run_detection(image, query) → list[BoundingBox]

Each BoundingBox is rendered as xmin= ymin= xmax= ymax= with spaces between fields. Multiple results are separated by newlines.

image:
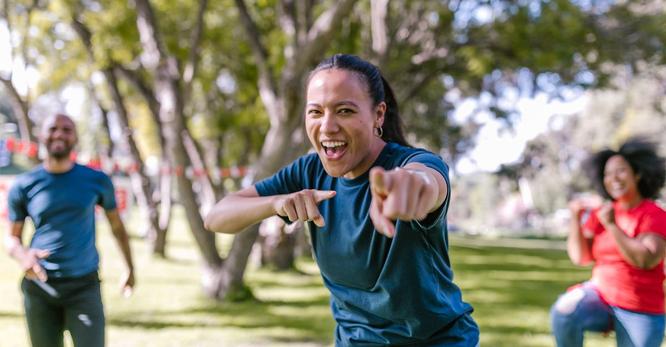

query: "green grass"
xmin=1 ymin=210 xmax=661 ymax=346
xmin=451 ymin=241 xmax=618 ymax=347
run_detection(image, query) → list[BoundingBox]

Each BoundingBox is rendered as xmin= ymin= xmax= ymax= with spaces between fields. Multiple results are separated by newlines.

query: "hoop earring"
xmin=374 ymin=126 xmax=384 ymax=138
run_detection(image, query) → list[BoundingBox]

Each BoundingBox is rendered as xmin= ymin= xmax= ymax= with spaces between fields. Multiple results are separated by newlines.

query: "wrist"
xmin=5 ymin=240 xmax=26 ymax=261
xmin=603 ymin=222 xmax=618 ymax=230
xmin=271 ymin=195 xmax=284 ymax=216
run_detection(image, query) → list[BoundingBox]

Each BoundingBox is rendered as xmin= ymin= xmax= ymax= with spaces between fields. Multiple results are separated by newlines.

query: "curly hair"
xmin=586 ymin=138 xmax=666 ymax=200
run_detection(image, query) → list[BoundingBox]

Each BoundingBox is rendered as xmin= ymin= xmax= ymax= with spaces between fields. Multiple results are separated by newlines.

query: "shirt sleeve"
xmin=255 ymin=156 xmax=307 ymax=197
xmin=98 ymin=173 xmax=118 ymax=210
xmin=637 ymin=207 xmax=666 ymax=239
xmin=7 ymin=182 xmax=27 ymax=222
xmin=402 ymin=150 xmax=450 ymax=230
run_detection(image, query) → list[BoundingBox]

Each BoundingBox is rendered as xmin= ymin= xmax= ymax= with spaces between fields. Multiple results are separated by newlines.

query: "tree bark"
xmin=0 ymin=78 xmax=34 ymax=144
xmin=134 ymin=0 xmax=223 ymax=272
xmin=70 ymin=15 xmax=170 ymax=256
xmin=113 ymin=64 xmax=173 ymax=252
xmin=0 ymin=4 xmax=36 ymax=146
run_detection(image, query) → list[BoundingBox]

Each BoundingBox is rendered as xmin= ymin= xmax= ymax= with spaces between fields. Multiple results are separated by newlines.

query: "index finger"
xmin=32 ymin=264 xmax=48 ymax=282
xmin=313 ymin=190 xmax=336 ymax=203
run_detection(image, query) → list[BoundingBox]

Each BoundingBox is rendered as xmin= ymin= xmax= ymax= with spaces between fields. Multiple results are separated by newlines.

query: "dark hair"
xmin=586 ymin=138 xmax=666 ymax=200
xmin=308 ymin=54 xmax=410 ymax=147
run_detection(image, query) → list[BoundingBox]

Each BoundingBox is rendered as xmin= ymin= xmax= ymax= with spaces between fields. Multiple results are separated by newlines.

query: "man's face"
xmin=41 ymin=115 xmax=77 ymax=160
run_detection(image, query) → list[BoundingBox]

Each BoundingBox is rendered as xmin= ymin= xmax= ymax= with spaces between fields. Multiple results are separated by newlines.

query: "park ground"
xmin=1 ymin=208 xmax=661 ymax=346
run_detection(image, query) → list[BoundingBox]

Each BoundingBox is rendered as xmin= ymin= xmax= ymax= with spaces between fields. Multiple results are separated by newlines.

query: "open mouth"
xmin=321 ymin=140 xmax=348 ymax=160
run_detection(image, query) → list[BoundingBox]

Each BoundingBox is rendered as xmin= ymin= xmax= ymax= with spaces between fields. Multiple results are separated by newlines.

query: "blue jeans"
xmin=550 ymin=282 xmax=665 ymax=347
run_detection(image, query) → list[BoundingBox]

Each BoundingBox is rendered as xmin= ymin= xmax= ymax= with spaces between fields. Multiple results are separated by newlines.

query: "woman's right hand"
xmin=273 ymin=189 xmax=336 ymax=227
xmin=568 ymin=199 xmax=585 ymax=216
xmin=568 ymin=194 xmax=602 ymax=223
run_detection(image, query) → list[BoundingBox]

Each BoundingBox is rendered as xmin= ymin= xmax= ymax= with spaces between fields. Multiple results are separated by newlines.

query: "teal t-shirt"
xmin=8 ymin=164 xmax=117 ymax=278
xmin=256 ymin=142 xmax=478 ymax=346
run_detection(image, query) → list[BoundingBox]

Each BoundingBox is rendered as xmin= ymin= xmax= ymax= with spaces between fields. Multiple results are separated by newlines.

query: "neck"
xmin=344 ymin=139 xmax=386 ymax=179
xmin=43 ymin=157 xmax=74 ymax=173
xmin=616 ymin=193 xmax=642 ymax=209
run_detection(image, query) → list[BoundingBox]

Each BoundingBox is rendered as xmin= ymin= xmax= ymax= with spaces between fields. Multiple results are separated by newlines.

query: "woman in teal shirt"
xmin=206 ymin=54 xmax=478 ymax=346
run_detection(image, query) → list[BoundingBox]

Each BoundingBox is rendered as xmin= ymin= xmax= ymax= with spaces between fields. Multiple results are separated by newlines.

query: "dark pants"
xmin=21 ymin=272 xmax=105 ymax=347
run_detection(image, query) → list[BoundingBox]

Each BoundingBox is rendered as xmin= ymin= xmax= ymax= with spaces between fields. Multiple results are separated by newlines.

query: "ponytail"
xmin=380 ymin=76 xmax=409 ymax=146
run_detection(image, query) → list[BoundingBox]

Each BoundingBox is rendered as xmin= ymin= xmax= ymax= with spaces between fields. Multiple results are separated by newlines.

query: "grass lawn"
xmin=1 ymin=209 xmax=662 ymax=346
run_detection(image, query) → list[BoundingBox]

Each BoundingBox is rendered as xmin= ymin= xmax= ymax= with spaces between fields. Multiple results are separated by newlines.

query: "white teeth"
xmin=321 ymin=141 xmax=346 ymax=148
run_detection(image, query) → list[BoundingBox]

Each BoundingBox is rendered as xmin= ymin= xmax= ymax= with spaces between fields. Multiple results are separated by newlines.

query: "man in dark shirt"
xmin=4 ymin=113 xmax=135 ymax=347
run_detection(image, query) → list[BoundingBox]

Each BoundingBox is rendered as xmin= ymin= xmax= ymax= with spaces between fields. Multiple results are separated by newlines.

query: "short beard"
xmin=47 ymin=148 xmax=72 ymax=160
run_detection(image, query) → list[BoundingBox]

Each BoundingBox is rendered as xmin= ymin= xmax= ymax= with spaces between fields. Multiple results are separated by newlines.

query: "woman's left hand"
xmin=597 ymin=203 xmax=616 ymax=227
xmin=369 ymin=166 xmax=439 ymax=237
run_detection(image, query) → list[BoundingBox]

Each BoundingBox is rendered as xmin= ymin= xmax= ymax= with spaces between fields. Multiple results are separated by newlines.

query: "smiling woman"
xmin=551 ymin=138 xmax=666 ymax=347
xmin=205 ymin=54 xmax=479 ymax=346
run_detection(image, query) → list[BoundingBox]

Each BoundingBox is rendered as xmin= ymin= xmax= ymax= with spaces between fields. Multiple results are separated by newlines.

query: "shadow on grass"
xmin=103 ymin=241 xmax=596 ymax=347
xmin=0 ymin=311 xmax=23 ymax=318
xmin=108 ymin=293 xmax=333 ymax=342
xmin=451 ymin=244 xmax=591 ymax=345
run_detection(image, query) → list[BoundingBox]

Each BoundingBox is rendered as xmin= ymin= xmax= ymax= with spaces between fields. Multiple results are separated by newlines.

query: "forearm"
xmin=607 ymin=225 xmax=663 ymax=269
xmin=105 ymin=211 xmax=134 ymax=271
xmin=112 ymin=226 xmax=134 ymax=271
xmin=4 ymin=234 xmax=26 ymax=261
xmin=205 ymin=193 xmax=279 ymax=233
xmin=566 ymin=219 xmax=592 ymax=265
xmin=403 ymin=163 xmax=447 ymax=213
xmin=4 ymin=221 xmax=26 ymax=261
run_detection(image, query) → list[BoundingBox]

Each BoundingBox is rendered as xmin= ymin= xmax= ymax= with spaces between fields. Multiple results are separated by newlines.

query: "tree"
xmin=3 ymin=0 xmax=665 ymax=300
xmin=0 ymin=0 xmax=38 ymax=147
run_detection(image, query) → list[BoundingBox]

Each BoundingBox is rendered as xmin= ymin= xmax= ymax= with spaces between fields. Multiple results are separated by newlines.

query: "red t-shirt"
xmin=583 ymin=200 xmax=666 ymax=314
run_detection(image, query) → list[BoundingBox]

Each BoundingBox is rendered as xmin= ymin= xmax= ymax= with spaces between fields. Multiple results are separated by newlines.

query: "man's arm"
xmin=4 ymin=221 xmax=49 ymax=281
xmin=104 ymin=209 xmax=135 ymax=294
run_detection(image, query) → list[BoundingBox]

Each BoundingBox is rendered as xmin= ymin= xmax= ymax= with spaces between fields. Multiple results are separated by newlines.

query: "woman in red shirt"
xmin=551 ymin=138 xmax=666 ymax=347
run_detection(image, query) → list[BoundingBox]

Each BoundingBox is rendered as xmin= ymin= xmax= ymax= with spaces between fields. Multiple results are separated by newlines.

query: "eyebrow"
xmin=306 ymin=100 xmax=359 ymax=108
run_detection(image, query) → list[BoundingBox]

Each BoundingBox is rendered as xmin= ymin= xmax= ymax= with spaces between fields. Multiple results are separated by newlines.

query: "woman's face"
xmin=603 ymin=155 xmax=641 ymax=201
xmin=305 ymin=69 xmax=385 ymax=179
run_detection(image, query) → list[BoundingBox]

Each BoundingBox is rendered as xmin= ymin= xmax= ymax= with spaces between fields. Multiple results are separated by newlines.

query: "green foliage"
xmin=450 ymin=172 xmax=505 ymax=229
xmin=4 ymin=0 xmax=665 ymax=168
xmin=507 ymin=67 xmax=666 ymax=217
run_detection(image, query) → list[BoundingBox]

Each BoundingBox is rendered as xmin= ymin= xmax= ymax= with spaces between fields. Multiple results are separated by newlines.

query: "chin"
xmin=322 ymin=167 xmax=345 ymax=178
xmin=320 ymin=162 xmax=347 ymax=178
xmin=49 ymin=151 xmax=71 ymax=160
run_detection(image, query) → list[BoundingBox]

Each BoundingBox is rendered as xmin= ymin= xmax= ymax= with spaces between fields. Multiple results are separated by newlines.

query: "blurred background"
xmin=0 ymin=0 xmax=664 ymax=346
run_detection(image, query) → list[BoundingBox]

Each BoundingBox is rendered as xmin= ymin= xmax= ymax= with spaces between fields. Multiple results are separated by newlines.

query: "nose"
xmin=51 ymin=128 xmax=66 ymax=139
xmin=320 ymin=112 xmax=339 ymax=134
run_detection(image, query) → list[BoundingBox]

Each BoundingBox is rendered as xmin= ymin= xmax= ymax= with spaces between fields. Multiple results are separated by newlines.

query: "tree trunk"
xmin=111 ymin=65 xmax=174 ymax=256
xmin=0 ymin=78 xmax=34 ymax=143
xmin=259 ymin=217 xmax=304 ymax=270
xmin=103 ymin=67 xmax=167 ymax=256
xmin=70 ymin=16 xmax=171 ymax=256
xmin=134 ymin=0 xmax=223 ymax=274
